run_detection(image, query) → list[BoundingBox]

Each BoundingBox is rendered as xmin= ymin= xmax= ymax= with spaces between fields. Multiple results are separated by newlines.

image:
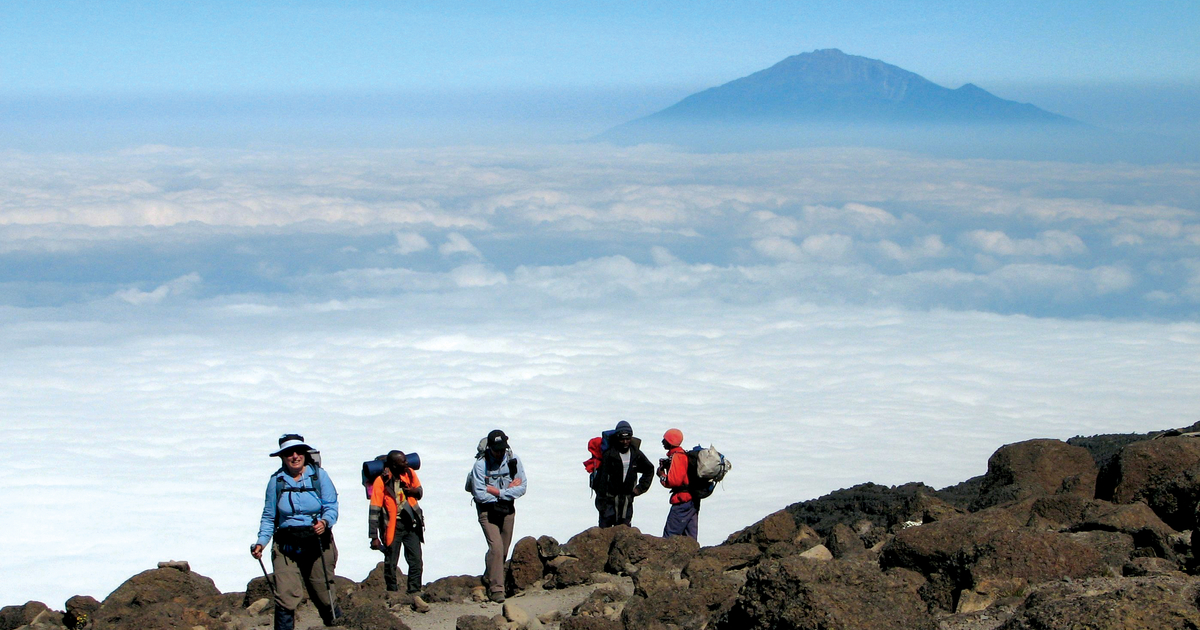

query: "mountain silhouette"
xmin=628 ymin=49 xmax=1076 ymax=126
xmin=592 ymin=49 xmax=1154 ymax=159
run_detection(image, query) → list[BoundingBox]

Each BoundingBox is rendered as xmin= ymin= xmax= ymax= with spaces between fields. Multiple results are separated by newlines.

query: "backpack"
xmin=685 ymin=445 xmax=732 ymax=500
xmin=464 ymin=438 xmax=519 ymax=494
xmin=583 ymin=430 xmax=642 ymax=490
xmin=362 ymin=452 xmax=422 ymax=499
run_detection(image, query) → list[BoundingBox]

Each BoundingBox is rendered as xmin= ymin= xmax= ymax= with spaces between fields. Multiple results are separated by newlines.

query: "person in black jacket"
xmin=593 ymin=421 xmax=654 ymax=528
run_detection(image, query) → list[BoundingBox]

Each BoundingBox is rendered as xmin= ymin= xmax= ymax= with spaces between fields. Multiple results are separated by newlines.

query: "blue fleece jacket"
xmin=470 ymin=451 xmax=527 ymax=504
xmin=257 ymin=465 xmax=339 ymax=547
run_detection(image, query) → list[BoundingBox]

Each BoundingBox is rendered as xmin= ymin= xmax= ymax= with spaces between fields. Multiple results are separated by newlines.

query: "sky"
xmin=2 ymin=0 xmax=1199 ymax=612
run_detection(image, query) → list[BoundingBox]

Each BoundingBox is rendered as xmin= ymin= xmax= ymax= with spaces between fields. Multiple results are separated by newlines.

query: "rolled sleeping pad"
xmin=405 ymin=452 xmax=421 ymax=470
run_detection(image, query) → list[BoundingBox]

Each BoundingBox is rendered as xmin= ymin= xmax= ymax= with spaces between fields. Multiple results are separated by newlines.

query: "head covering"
xmin=487 ymin=429 xmax=509 ymax=451
xmin=270 ymin=433 xmax=315 ymax=457
xmin=614 ymin=420 xmax=633 ymax=438
xmin=663 ymin=428 xmax=683 ymax=447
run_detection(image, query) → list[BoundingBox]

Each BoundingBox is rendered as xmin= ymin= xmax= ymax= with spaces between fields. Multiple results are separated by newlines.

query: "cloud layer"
xmin=2 ymin=144 xmax=1198 ymax=607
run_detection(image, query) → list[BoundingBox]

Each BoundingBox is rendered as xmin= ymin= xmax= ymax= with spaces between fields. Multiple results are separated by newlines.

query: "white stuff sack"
xmin=695 ymin=446 xmax=731 ymax=482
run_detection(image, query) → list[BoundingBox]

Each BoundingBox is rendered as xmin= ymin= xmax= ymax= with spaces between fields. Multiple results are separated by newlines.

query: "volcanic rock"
xmin=999 ymin=575 xmax=1200 ymax=629
xmin=971 ymin=439 xmax=1097 ymax=510
xmin=880 ymin=508 xmax=1106 ymax=610
xmin=1096 ymin=435 xmax=1200 ymax=530
xmin=63 ymin=596 xmax=99 ymax=630
xmin=0 ymin=602 xmax=60 ymax=630
xmin=92 ymin=566 xmax=223 ymax=630
xmin=425 ymin=575 xmax=485 ymax=603
xmin=507 ymin=537 xmax=543 ymax=591
xmin=718 ymin=557 xmax=934 ymax=630
xmin=605 ymin=528 xmax=699 ymax=574
xmin=561 ymin=527 xmax=621 ymax=575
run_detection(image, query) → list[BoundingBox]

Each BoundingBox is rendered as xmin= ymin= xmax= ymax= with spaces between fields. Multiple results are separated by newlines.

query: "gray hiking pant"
xmin=272 ymin=532 xmax=338 ymax=612
xmin=476 ymin=505 xmax=515 ymax=594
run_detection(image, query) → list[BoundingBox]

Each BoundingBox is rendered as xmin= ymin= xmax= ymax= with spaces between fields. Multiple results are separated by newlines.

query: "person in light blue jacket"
xmin=250 ymin=434 xmax=340 ymax=630
xmin=470 ymin=429 xmax=527 ymax=603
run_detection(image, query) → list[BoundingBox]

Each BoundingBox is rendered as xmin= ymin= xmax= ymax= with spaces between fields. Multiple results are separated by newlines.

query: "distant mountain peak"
xmin=606 ymin=49 xmax=1076 ymax=131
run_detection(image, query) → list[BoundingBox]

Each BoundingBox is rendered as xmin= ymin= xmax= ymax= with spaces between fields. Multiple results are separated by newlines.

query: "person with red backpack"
xmin=657 ymin=428 xmax=699 ymax=539
xmin=591 ymin=421 xmax=654 ymax=528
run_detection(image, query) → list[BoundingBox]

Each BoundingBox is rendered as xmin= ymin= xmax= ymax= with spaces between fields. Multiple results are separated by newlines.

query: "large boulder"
xmin=63 ymin=596 xmax=99 ymax=630
xmin=507 ymin=536 xmax=543 ymax=590
xmin=971 ymin=439 xmax=1097 ymax=510
xmin=999 ymin=575 xmax=1200 ymax=629
xmin=605 ymin=528 xmax=699 ymax=574
xmin=0 ymin=602 xmax=62 ymax=630
xmin=340 ymin=599 xmax=411 ymax=630
xmin=1096 ymin=436 xmax=1200 ymax=530
xmin=561 ymin=527 xmax=622 ymax=575
xmin=717 ymin=557 xmax=935 ymax=630
xmin=91 ymin=566 xmax=223 ymax=630
xmin=424 ymin=575 xmax=484 ymax=603
xmin=880 ymin=509 xmax=1106 ymax=611
xmin=681 ymin=544 xmax=761 ymax=584
xmin=622 ymin=579 xmax=739 ymax=630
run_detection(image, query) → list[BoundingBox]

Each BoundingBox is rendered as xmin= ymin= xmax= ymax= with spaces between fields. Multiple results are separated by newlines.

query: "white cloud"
xmin=115 ymin=273 xmax=202 ymax=305
xmin=393 ymin=231 xmax=430 ymax=255
xmin=439 ymin=232 xmax=483 ymax=258
xmin=801 ymin=234 xmax=854 ymax=261
xmin=964 ymin=230 xmax=1088 ymax=258
xmin=752 ymin=236 xmax=804 ymax=261
xmin=878 ymin=235 xmax=950 ymax=262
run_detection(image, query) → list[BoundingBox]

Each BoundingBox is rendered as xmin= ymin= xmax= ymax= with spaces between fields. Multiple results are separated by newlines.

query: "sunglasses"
xmin=281 ymin=449 xmax=308 ymax=458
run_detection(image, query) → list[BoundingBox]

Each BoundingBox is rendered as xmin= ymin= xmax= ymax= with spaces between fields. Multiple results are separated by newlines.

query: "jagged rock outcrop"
xmin=1097 ymin=436 xmax=1200 ymax=531
xmin=424 ymin=574 xmax=485 ymax=602
xmin=0 ymin=602 xmax=62 ymax=630
xmin=605 ymin=527 xmax=699 ymax=574
xmin=999 ymin=575 xmax=1200 ymax=629
xmin=718 ymin=557 xmax=935 ymax=630
xmin=879 ymin=508 xmax=1107 ymax=610
xmin=91 ymin=566 xmax=229 ymax=630
xmin=971 ymin=439 xmax=1097 ymax=510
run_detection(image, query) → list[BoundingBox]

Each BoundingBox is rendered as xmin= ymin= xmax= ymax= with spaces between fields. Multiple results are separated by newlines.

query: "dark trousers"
xmin=663 ymin=500 xmax=699 ymax=539
xmin=596 ymin=494 xmax=636 ymax=528
xmin=383 ymin=525 xmax=423 ymax=593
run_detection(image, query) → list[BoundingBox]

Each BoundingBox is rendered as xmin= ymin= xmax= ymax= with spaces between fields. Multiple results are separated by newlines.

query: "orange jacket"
xmin=368 ymin=469 xmax=420 ymax=546
xmin=661 ymin=447 xmax=692 ymax=504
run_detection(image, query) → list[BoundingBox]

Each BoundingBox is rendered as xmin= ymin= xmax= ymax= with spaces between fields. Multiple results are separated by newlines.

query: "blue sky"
xmin=3 ymin=0 xmax=1198 ymax=96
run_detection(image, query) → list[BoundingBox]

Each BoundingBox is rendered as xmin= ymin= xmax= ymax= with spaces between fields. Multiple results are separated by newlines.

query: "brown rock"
xmin=92 ymin=567 xmax=222 ymax=630
xmin=545 ymin=556 xmax=589 ymax=588
xmin=605 ymin=528 xmax=699 ymax=574
xmin=622 ymin=583 xmax=735 ymax=630
xmin=561 ymin=527 xmax=622 ymax=574
xmin=724 ymin=509 xmax=797 ymax=550
xmin=358 ymin=561 xmax=392 ymax=594
xmin=0 ymin=602 xmax=58 ymax=630
xmin=456 ymin=614 xmax=499 ymax=630
xmin=999 ymin=575 xmax=1200 ymax=630
xmin=64 ymin=596 xmax=99 ymax=629
xmin=972 ymin=439 xmax=1098 ymax=510
xmin=340 ymin=599 xmax=411 ymax=630
xmin=880 ymin=509 xmax=1106 ymax=611
xmin=826 ymin=523 xmax=867 ymax=559
xmin=1123 ymin=556 xmax=1182 ymax=577
xmin=571 ymin=584 xmax=626 ymax=618
xmin=507 ymin=537 xmax=543 ymax=590
xmin=425 ymin=575 xmax=485 ymax=603
xmin=536 ymin=535 xmax=561 ymax=560
xmin=242 ymin=575 xmax=274 ymax=607
xmin=717 ymin=558 xmax=935 ymax=630
xmin=1066 ymin=530 xmax=1136 ymax=572
xmin=681 ymin=544 xmax=760 ymax=584
xmin=1097 ymin=435 xmax=1200 ymax=530
xmin=561 ymin=617 xmax=622 ymax=630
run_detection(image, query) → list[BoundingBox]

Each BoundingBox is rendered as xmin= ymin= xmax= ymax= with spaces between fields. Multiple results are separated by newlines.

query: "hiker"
xmin=591 ymin=421 xmax=654 ymax=528
xmin=657 ymin=428 xmax=699 ymax=539
xmin=368 ymin=450 xmax=426 ymax=604
xmin=251 ymin=434 xmax=341 ymax=629
xmin=469 ymin=429 xmax=527 ymax=603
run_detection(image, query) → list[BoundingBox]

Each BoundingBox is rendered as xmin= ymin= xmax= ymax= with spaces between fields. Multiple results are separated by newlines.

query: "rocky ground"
xmin=7 ymin=421 xmax=1200 ymax=630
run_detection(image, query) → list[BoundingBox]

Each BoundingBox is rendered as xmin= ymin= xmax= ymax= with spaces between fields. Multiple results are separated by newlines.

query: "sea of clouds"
xmin=2 ymin=144 xmax=1198 ymax=607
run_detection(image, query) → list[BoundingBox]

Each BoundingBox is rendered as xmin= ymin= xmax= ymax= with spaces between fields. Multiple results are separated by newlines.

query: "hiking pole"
xmin=256 ymin=553 xmax=277 ymax=600
xmin=313 ymin=517 xmax=337 ymax=619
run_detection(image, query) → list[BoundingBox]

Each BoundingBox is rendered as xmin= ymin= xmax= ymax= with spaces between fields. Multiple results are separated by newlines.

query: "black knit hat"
xmin=486 ymin=429 xmax=508 ymax=451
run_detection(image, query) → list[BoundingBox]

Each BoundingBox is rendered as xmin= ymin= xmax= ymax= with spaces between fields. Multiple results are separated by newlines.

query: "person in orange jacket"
xmin=657 ymin=428 xmax=698 ymax=539
xmin=368 ymin=451 xmax=425 ymax=599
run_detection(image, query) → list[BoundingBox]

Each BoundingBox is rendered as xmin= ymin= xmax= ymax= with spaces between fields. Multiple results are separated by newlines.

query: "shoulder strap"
xmin=508 ymin=456 xmax=518 ymax=478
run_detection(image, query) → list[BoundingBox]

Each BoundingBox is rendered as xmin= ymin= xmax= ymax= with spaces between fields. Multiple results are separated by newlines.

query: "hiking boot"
xmin=411 ymin=594 xmax=430 ymax=613
xmin=488 ymin=591 xmax=506 ymax=603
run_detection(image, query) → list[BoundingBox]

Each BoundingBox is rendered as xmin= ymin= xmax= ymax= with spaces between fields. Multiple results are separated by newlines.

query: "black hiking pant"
xmin=596 ymin=494 xmax=636 ymax=528
xmin=383 ymin=524 xmax=423 ymax=593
